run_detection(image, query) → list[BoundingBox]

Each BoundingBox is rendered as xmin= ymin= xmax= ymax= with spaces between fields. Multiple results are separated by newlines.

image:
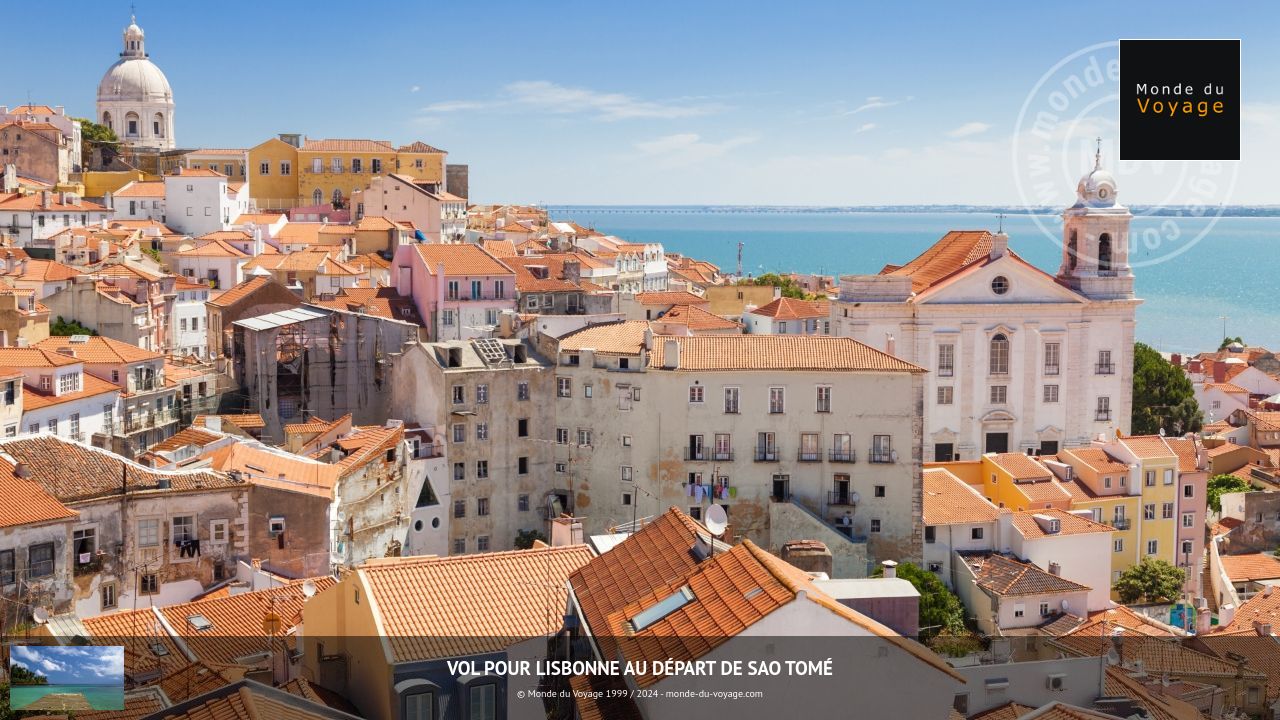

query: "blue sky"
xmin=10 ymin=645 xmax=124 ymax=685
xmin=3 ymin=1 xmax=1276 ymax=204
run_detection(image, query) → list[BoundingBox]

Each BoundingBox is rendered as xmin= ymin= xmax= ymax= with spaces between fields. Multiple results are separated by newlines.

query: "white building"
xmin=0 ymin=104 xmax=83 ymax=174
xmin=922 ymin=467 xmax=1001 ymax=587
xmin=999 ymin=508 xmax=1114 ymax=612
xmin=96 ymin=15 xmax=175 ymax=150
xmin=112 ymin=180 xmax=166 ymax=222
xmin=832 ymin=152 xmax=1138 ymax=461
xmin=0 ymin=348 xmax=120 ymax=443
xmin=163 ymin=167 xmax=248 ymax=237
xmin=0 ymin=192 xmax=112 ymax=245
xmin=744 ymin=297 xmax=831 ymax=335
xmin=171 ymin=279 xmax=211 ymax=358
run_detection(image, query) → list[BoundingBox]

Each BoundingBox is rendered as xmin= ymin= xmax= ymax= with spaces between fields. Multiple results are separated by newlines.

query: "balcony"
xmin=869 ymin=450 xmax=894 ymax=464
xmin=754 ymin=447 xmax=780 ymax=462
xmin=686 ymin=447 xmax=707 ymax=461
xmin=1095 ymin=411 xmax=1112 ymax=422
xmin=829 ymin=449 xmax=856 ymax=463
xmin=798 ymin=449 xmax=822 ymax=463
xmin=711 ymin=449 xmax=734 ymax=462
xmin=73 ymin=556 xmax=103 ymax=577
xmin=1096 ymin=363 xmax=1116 ymax=375
xmin=828 ymin=491 xmax=857 ymax=506
xmin=412 ymin=443 xmax=443 ymax=459
xmin=1110 ymin=518 xmax=1131 ymax=530
xmin=445 ymin=294 xmax=508 ymax=302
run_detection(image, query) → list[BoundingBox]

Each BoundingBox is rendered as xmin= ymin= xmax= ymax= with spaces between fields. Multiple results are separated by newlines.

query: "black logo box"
xmin=1120 ymin=39 xmax=1240 ymax=161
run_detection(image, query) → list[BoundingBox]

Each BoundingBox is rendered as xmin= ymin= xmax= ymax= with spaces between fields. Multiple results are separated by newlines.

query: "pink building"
xmin=392 ymin=243 xmax=516 ymax=340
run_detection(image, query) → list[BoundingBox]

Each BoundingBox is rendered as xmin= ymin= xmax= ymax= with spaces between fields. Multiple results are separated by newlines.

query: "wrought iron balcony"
xmin=829 ymin=449 xmax=856 ymax=463
xmin=1096 ymin=363 xmax=1116 ymax=375
xmin=754 ymin=447 xmax=780 ymax=462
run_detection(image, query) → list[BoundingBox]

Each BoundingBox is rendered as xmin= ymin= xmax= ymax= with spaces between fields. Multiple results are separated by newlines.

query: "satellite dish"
xmin=32 ymin=607 xmax=48 ymax=624
xmin=705 ymin=505 xmax=728 ymax=537
xmin=301 ymin=579 xmax=317 ymax=598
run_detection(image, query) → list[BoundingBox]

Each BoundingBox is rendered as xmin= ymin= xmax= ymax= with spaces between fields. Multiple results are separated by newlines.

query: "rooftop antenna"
xmin=1095 ymin=136 xmax=1103 ymax=170
xmin=736 ymin=241 xmax=744 ymax=278
xmin=997 ymin=212 xmax=1004 ymax=234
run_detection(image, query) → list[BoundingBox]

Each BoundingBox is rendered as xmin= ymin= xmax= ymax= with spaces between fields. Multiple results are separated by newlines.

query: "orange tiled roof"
xmin=397 ymin=141 xmax=446 ymax=154
xmin=923 ymin=467 xmax=1003 ymax=525
xmin=1220 ymin=553 xmax=1280 ymax=583
xmin=0 ymin=346 xmax=81 ymax=368
xmin=635 ymin=290 xmax=706 ymax=306
xmin=192 ymin=413 xmax=266 ymax=430
xmin=0 ymin=461 xmax=77 ymax=528
xmin=557 ymin=320 xmax=649 ymax=355
xmin=1198 ymin=634 xmax=1280 ymax=700
xmin=150 ymin=426 xmax=224 ymax=454
xmin=964 ymin=552 xmax=1091 ymax=596
xmin=1118 ymin=435 xmax=1179 ymax=460
xmin=204 ymin=440 xmax=339 ymax=498
xmin=0 ymin=194 xmax=107 ymax=211
xmin=207 ymin=276 xmax=274 ymax=308
xmin=3 ymin=258 xmax=83 ymax=282
xmin=233 ymin=212 xmax=285 ymax=225
xmin=358 ymin=545 xmax=594 ymax=663
xmin=649 ymin=335 xmax=924 ymax=373
xmin=35 ymin=335 xmax=162 ymax=364
xmin=301 ymin=138 xmax=394 ymax=153
xmin=22 ymin=372 xmax=120 ymax=411
xmin=658 ymin=304 xmax=739 ymax=331
xmin=569 ymin=674 xmax=642 ymax=720
xmin=971 ymin=703 xmax=1035 ymax=720
xmin=114 ymin=180 xmax=166 ymax=198
xmin=748 ymin=297 xmax=828 ymax=320
xmin=1058 ymin=447 xmax=1132 ymax=474
xmin=178 ymin=238 xmax=249 ymax=258
xmin=881 ymin=230 xmax=993 ymax=292
xmin=1009 ymin=508 xmax=1113 ymax=538
xmin=412 ymin=243 xmax=513 ymax=276
xmin=989 ymin=452 xmax=1053 ymax=480
xmin=170 ymin=167 xmax=225 ymax=178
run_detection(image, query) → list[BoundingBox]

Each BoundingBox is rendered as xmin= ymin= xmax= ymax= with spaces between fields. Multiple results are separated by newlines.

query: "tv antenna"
xmin=705 ymin=504 xmax=728 ymax=559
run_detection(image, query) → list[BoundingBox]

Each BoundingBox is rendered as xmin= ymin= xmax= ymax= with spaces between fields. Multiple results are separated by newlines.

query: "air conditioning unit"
xmin=928 ymin=562 xmax=943 ymax=573
xmin=1047 ymin=674 xmax=1066 ymax=691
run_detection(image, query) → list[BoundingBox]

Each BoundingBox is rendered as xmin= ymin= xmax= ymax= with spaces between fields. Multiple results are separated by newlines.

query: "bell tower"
xmin=1057 ymin=139 xmax=1134 ymax=300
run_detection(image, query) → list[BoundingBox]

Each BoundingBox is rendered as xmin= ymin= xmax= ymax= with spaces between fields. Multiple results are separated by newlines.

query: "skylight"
xmin=187 ymin=613 xmax=213 ymax=631
xmin=630 ymin=586 xmax=695 ymax=632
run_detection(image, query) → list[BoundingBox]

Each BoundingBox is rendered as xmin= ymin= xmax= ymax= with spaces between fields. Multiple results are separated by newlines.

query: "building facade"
xmin=96 ymin=15 xmax=176 ymax=150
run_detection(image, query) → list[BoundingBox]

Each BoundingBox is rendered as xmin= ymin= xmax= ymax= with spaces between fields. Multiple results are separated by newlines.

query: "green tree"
xmin=1207 ymin=473 xmax=1252 ymax=513
xmin=8 ymin=665 xmax=47 ymax=685
xmin=873 ymin=561 xmax=965 ymax=641
xmin=736 ymin=273 xmax=809 ymax=299
xmin=74 ymin=117 xmax=118 ymax=168
xmin=514 ymin=529 xmax=547 ymax=550
xmin=1219 ymin=336 xmax=1245 ymax=350
xmin=1132 ymin=342 xmax=1203 ymax=435
xmin=1113 ymin=558 xmax=1185 ymax=604
xmin=50 ymin=316 xmax=97 ymax=337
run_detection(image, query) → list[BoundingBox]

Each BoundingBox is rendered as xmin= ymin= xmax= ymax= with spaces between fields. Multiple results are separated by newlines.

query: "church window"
xmin=990 ymin=275 xmax=1010 ymax=295
xmin=312 ymin=189 xmax=323 ymax=205
xmin=989 ymin=334 xmax=1010 ymax=375
xmin=1067 ymin=230 xmax=1078 ymax=270
xmin=1098 ymin=233 xmax=1113 ymax=272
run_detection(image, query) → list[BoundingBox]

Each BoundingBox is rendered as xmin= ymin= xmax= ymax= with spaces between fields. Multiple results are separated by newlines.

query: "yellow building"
xmin=245 ymin=136 xmax=300 ymax=210
xmin=393 ymin=141 xmax=446 ymax=185
xmin=181 ymin=148 xmax=248 ymax=182
xmin=297 ymin=138 xmax=397 ymax=209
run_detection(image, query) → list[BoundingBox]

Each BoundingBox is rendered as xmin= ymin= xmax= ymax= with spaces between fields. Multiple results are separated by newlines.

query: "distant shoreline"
xmin=544 ymin=205 xmax=1280 ymax=218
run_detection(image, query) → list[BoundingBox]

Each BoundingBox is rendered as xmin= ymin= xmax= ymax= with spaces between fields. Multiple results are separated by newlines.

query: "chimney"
xmin=1255 ymin=620 xmax=1273 ymax=636
xmin=1213 ymin=362 xmax=1227 ymax=384
xmin=885 ymin=333 xmax=896 ymax=356
xmin=881 ymin=559 xmax=898 ymax=579
xmin=1170 ymin=353 xmax=1182 ymax=368
xmin=98 ymin=240 xmax=109 ymax=260
xmin=1 ymin=164 xmax=15 ymax=193
xmin=989 ymin=231 xmax=1008 ymax=259
xmin=1048 ymin=561 xmax=1062 ymax=576
xmin=13 ymin=461 xmax=29 ymax=479
xmin=663 ymin=339 xmax=680 ymax=369
xmin=41 ymin=191 xmax=51 ymax=209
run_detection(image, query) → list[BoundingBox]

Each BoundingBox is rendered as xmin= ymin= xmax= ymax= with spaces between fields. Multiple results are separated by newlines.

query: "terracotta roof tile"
xmin=178 ymin=239 xmax=248 ymax=258
xmin=1009 ymin=508 xmax=1113 ymax=538
xmin=657 ymin=304 xmax=739 ymax=331
xmin=301 ymin=138 xmax=394 ymax=153
xmin=635 ymin=290 xmax=706 ymax=306
xmin=963 ymin=552 xmax=1091 ymax=596
xmin=649 ymin=335 xmax=924 ymax=373
xmin=207 ymin=276 xmax=274 ymax=308
xmin=971 ymin=702 xmax=1035 ymax=720
xmin=881 ymin=230 xmax=993 ymax=292
xmin=0 ymin=461 xmax=77 ymax=528
xmin=308 ymin=287 xmax=420 ymax=323
xmin=204 ymin=441 xmax=340 ymax=498
xmin=1118 ymin=435 xmax=1179 ymax=460
xmin=149 ymin=426 xmax=224 ymax=454
xmin=114 ymin=180 xmax=166 ymax=198
xmin=558 ymin=320 xmax=649 ymax=355
xmin=35 ymin=335 xmax=162 ymax=364
xmin=1221 ymin=553 xmax=1280 ymax=583
xmin=923 ymin=467 xmax=1003 ymax=526
xmin=989 ymin=452 xmax=1053 ymax=480
xmin=3 ymin=258 xmax=83 ymax=282
xmin=358 ymin=545 xmax=594 ymax=663
xmin=412 ymin=243 xmax=513 ymax=276
xmin=1058 ymin=447 xmax=1132 ymax=474
xmin=747 ymin=297 xmax=829 ymax=320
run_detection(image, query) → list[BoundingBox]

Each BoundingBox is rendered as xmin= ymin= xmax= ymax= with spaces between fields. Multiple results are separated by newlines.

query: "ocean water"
xmin=548 ymin=208 xmax=1276 ymax=355
xmin=9 ymin=683 xmax=125 ymax=710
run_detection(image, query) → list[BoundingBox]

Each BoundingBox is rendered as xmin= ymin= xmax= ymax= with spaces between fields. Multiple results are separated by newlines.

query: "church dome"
xmin=97 ymin=57 xmax=173 ymax=103
xmin=1075 ymin=142 xmax=1118 ymax=208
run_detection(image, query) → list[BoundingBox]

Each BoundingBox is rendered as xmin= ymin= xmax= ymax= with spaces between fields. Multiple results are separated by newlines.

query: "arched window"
xmin=312 ymin=188 xmax=323 ymax=206
xmin=332 ymin=188 xmax=344 ymax=208
xmin=102 ymin=111 xmax=112 ymax=131
xmin=990 ymin=333 xmax=1010 ymax=375
xmin=1067 ymin=230 xmax=1078 ymax=271
xmin=125 ymin=112 xmax=139 ymax=137
xmin=153 ymin=113 xmax=164 ymax=138
xmin=1098 ymin=233 xmax=1112 ymax=273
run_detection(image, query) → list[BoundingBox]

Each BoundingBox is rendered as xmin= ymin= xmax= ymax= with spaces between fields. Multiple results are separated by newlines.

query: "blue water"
xmin=10 ymin=683 xmax=124 ymax=710
xmin=549 ymin=208 xmax=1274 ymax=355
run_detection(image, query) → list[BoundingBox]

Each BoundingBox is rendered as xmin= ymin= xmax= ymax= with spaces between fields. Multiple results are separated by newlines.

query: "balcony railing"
xmin=1095 ymin=411 xmax=1112 ymax=422
xmin=712 ymin=449 xmax=734 ymax=461
xmin=413 ymin=443 xmax=442 ymax=459
xmin=445 ymin=294 xmax=509 ymax=302
xmin=828 ymin=491 xmax=857 ymax=506
xmin=1045 ymin=364 xmax=1060 ymax=376
xmin=829 ymin=449 xmax=856 ymax=463
xmin=73 ymin=556 xmax=103 ymax=577
xmin=1109 ymin=518 xmax=1131 ymax=530
xmin=686 ymin=447 xmax=707 ymax=461
xmin=1096 ymin=363 xmax=1116 ymax=375
xmin=754 ymin=447 xmax=780 ymax=462
xmin=869 ymin=450 xmax=894 ymax=464
xmin=798 ymin=449 xmax=822 ymax=462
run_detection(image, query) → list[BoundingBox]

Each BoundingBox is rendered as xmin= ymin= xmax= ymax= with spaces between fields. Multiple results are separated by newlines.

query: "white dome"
xmin=97 ymin=57 xmax=173 ymax=103
xmin=1074 ymin=146 xmax=1119 ymax=209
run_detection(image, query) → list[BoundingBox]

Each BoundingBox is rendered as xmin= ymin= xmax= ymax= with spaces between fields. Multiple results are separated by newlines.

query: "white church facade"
xmin=832 ymin=150 xmax=1139 ymax=461
xmin=96 ymin=15 xmax=175 ymax=150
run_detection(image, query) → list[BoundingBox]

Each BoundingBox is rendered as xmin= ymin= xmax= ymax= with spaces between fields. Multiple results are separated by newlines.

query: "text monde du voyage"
xmin=1134 ymin=82 xmax=1228 ymax=118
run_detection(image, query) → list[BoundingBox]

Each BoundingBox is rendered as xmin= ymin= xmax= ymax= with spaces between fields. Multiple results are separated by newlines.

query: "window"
xmin=768 ymin=387 xmax=785 ymax=414
xmin=475 ymin=423 xmax=488 ymax=441
xmin=971 ymin=527 xmax=984 ymax=540
xmin=556 ymin=428 xmax=569 ymax=445
xmin=518 ymin=457 xmax=528 ymax=474
xmin=622 ymin=435 xmax=632 ymax=447
xmin=925 ymin=526 xmax=936 ymax=544
xmin=259 ymin=162 xmax=270 ymax=175
xmin=557 ymin=377 xmax=572 ymax=397
xmin=621 ymin=466 xmax=633 ymax=482
xmin=351 ymin=158 xmax=363 ymax=173
xmin=477 ymin=498 xmax=490 ymax=516
xmin=585 ymin=384 xmax=594 ymax=398
xmin=517 ymin=418 xmax=528 ymax=437
xmin=724 ymin=387 xmax=739 ymax=413
xmin=101 ymin=582 xmax=117 ymax=609
xmin=1104 ymin=476 xmax=1112 ymax=489
xmin=714 ymin=434 xmax=732 ymax=461
xmin=1096 ymin=396 xmax=1111 ymax=421
xmin=403 ymin=690 xmax=435 ymax=720
xmin=476 ymin=384 xmax=488 ymax=403
xmin=453 ymin=463 xmax=465 ymax=481
xmin=578 ymin=428 xmax=593 ymax=446
xmin=689 ymin=385 xmax=704 ymax=404
xmin=990 ymin=275 xmax=1010 ymax=295
xmin=371 ymin=158 xmax=382 ymax=174
xmin=280 ymin=161 xmax=291 ymax=175
xmin=871 ymin=435 xmax=892 ymax=463
xmin=1163 ymin=469 xmax=1174 ymax=485
xmin=454 ymin=500 xmax=466 ymax=518
xmin=453 ymin=538 xmax=465 ymax=554
xmin=172 ymin=516 xmax=195 ymax=543
xmin=870 ymin=518 xmax=881 ymax=533
xmin=1184 ymin=484 xmax=1194 ymax=498
xmin=0 ymin=550 xmax=11 ymax=585
xmin=990 ymin=385 xmax=1007 ymax=404
xmin=140 ymin=573 xmax=159 ymax=594
xmin=1044 ymin=342 xmax=1061 ymax=375
xmin=210 ymin=520 xmax=229 ymax=545
xmin=73 ymin=527 xmax=96 ymax=566
xmin=47 ymin=418 xmax=57 ymax=435
xmin=1162 ymin=502 xmax=1174 ymax=519
xmin=1043 ymin=384 xmax=1059 ymax=403
xmin=29 ymin=543 xmax=54 ymax=578
xmin=622 ymin=491 xmax=633 ymax=506
xmin=1181 ymin=540 xmax=1194 ymax=556
xmin=476 ymin=461 xmax=488 ymax=479
xmin=1114 ymin=539 xmax=1124 ymax=553
xmin=469 ymin=683 xmax=496 ymax=720
xmin=1145 ymin=471 xmax=1155 ymax=487
xmin=799 ymin=433 xmax=820 ymax=461
xmin=138 ymin=518 xmax=160 ymax=547
xmin=70 ymin=413 xmax=80 ymax=437
xmin=442 ymin=309 xmax=455 ymax=326
xmin=518 ymin=494 xmax=530 ymax=512
xmin=938 ymin=343 xmax=955 ymax=377
xmin=452 ymin=424 xmax=466 ymax=443
xmin=937 ymin=386 xmax=953 ymax=405
xmin=1147 ymin=539 xmax=1158 ymax=556
xmin=872 ymin=485 xmax=886 ymax=498
xmin=989 ymin=334 xmax=1010 ymax=374
xmin=1039 ymin=602 xmax=1051 ymax=617
xmin=1014 ymin=606 xmax=1025 ymax=618
xmin=555 ymin=462 xmax=567 ymax=473
xmin=1182 ymin=512 xmax=1195 ymax=528
xmin=816 ymin=386 xmax=832 ymax=413
xmin=1143 ymin=504 xmax=1155 ymax=520
xmin=476 ymin=536 xmax=490 ymax=552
